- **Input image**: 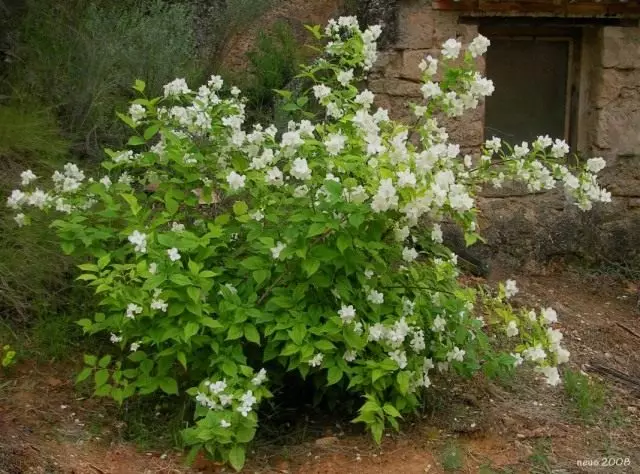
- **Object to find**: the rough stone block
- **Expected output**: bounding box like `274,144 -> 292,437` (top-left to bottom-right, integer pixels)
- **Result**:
396,0 -> 435,49
368,78 -> 422,97
601,27 -> 640,70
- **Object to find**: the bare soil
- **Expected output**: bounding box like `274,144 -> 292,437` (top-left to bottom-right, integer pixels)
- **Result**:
2,270 -> 640,474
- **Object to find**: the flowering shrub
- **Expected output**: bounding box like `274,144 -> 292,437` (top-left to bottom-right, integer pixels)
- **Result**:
6,17 -> 610,470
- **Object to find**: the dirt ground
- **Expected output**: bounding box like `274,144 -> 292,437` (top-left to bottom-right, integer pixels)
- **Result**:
1,269 -> 640,474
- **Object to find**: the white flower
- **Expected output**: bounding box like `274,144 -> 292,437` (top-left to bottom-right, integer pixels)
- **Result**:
551,139 -> 570,158
7,189 -> 26,209
151,298 -> 168,312
511,352 -> 524,367
110,333 -> 122,343
20,170 -> 37,186
324,133 -> 347,156
523,345 -> 546,362
397,170 -> 416,188
419,55 -> 438,75
230,86 -> 241,96
125,303 -> 142,319
555,346 -> 570,364
354,89 -> 375,108
163,78 -> 190,97
343,350 -> 357,362
409,329 -> 425,352
541,307 -> 558,325
402,247 -> 418,262
270,241 -> 286,259
266,167 -> 284,186
536,366 -> 561,386
441,38 -> 462,59
468,34 -> 490,58
506,321 -> 519,337
250,210 -> 265,221
394,225 -> 410,242
226,171 -> 246,191
308,353 -> 324,367
220,419 -> 231,428
367,290 -> 384,305
128,230 -> 147,253
431,223 -> 443,243
586,157 -> 606,174
338,304 -> 356,324
505,279 -> 519,299
167,247 -> 181,262
513,142 -> 530,158
313,84 -> 332,101
209,380 -> 227,394
130,341 -> 141,352
432,315 -> 446,332
337,69 -> 354,86
252,368 -> 268,386
485,136 -> 502,153
326,102 -> 343,118
364,269 -> 374,279
293,185 -> 309,198
27,189 -> 49,209
389,350 -> 408,369
527,310 -> 537,322
129,103 -> 146,125
447,346 -> 465,362
100,176 -> 112,188
290,158 -> 312,180
14,213 -> 26,227
421,81 -> 442,99
171,222 -> 185,233
148,262 -> 158,274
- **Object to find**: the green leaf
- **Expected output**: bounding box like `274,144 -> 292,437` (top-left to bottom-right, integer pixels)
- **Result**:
383,404 -> 402,418
97,255 -> 110,269
165,196 -> 179,214
201,317 -> 223,329
144,124 -> 160,140
327,366 -> 343,385
244,324 -> 260,344
77,263 -> 99,272
227,325 -> 244,340
120,193 -> 141,216
184,322 -> 199,340
348,213 -> 365,229
228,445 -> 246,471
240,256 -> 267,271
302,258 -> 320,277
371,422 -> 384,445
170,274 -> 192,286
222,360 -> 237,377
307,223 -> 326,237
396,371 -> 410,395
233,201 -> 248,215
314,340 -> 335,352
159,377 -> 178,395
133,79 -> 146,93
336,234 -> 351,254
127,136 -> 146,146
187,286 -> 201,303
61,241 -> 75,255
252,269 -> 270,285
98,355 -> 112,368
94,369 -> 109,387
84,355 -> 97,367
290,324 -> 306,346
75,367 -> 92,383
177,352 -> 187,370
280,343 -> 299,356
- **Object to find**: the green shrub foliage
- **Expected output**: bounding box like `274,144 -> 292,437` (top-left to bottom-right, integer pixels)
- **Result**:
7,17 -> 610,470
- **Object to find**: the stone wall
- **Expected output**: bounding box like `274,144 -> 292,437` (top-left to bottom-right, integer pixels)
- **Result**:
371,0 -> 640,268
